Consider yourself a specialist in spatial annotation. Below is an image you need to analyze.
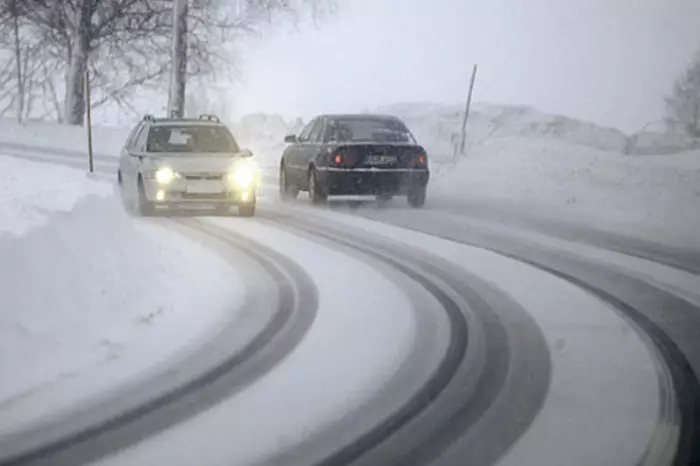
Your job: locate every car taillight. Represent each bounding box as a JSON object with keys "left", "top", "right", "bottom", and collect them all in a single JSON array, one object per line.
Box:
[
  {"left": 415, "top": 153, "right": 426, "bottom": 166},
  {"left": 334, "top": 153, "right": 343, "bottom": 165}
]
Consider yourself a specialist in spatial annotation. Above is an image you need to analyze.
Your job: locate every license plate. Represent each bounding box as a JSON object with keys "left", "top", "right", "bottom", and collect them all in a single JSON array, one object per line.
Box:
[
  {"left": 185, "top": 181, "right": 223, "bottom": 194},
  {"left": 367, "top": 155, "right": 397, "bottom": 165}
]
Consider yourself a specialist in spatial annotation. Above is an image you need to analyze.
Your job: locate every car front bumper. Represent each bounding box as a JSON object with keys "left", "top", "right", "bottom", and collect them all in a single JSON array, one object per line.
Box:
[
  {"left": 142, "top": 178, "right": 255, "bottom": 206},
  {"left": 315, "top": 167, "right": 429, "bottom": 195}
]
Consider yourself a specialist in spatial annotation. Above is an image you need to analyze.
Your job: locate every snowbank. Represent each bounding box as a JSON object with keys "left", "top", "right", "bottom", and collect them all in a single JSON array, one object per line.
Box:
[
  {"left": 375, "top": 102, "right": 629, "bottom": 159},
  {"left": 0, "top": 156, "right": 112, "bottom": 236},
  {"left": 0, "top": 155, "right": 242, "bottom": 430},
  {"left": 0, "top": 118, "right": 129, "bottom": 158},
  {"left": 231, "top": 113, "right": 303, "bottom": 167},
  {"left": 431, "top": 137, "right": 700, "bottom": 248}
]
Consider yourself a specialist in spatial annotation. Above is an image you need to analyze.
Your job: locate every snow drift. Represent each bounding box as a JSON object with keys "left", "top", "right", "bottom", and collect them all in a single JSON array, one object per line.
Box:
[
  {"left": 0, "top": 156, "right": 242, "bottom": 432},
  {"left": 430, "top": 137, "right": 700, "bottom": 248}
]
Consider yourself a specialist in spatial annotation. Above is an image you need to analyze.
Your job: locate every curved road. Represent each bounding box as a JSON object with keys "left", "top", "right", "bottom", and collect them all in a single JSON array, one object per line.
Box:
[{"left": 1, "top": 149, "right": 699, "bottom": 466}]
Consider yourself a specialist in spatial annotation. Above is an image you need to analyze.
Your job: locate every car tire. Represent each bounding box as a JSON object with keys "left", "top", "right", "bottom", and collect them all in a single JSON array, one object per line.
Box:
[
  {"left": 239, "top": 201, "right": 256, "bottom": 217},
  {"left": 118, "top": 172, "right": 132, "bottom": 212},
  {"left": 279, "top": 164, "right": 299, "bottom": 201},
  {"left": 407, "top": 185, "right": 426, "bottom": 208},
  {"left": 136, "top": 176, "right": 154, "bottom": 216},
  {"left": 308, "top": 168, "right": 327, "bottom": 205}
]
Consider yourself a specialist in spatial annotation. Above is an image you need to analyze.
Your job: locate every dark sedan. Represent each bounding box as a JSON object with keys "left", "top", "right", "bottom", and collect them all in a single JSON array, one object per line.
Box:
[{"left": 279, "top": 114, "right": 430, "bottom": 207}]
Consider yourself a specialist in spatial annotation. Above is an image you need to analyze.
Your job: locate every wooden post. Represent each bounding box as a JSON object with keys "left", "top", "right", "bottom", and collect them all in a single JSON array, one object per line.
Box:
[
  {"left": 459, "top": 64, "right": 478, "bottom": 156},
  {"left": 84, "top": 70, "right": 94, "bottom": 174}
]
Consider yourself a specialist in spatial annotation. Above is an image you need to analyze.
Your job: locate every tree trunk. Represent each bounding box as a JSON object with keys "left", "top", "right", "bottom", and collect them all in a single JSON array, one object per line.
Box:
[
  {"left": 11, "top": 0, "right": 23, "bottom": 122},
  {"left": 168, "top": 0, "right": 189, "bottom": 118},
  {"left": 64, "top": 0, "right": 94, "bottom": 125}
]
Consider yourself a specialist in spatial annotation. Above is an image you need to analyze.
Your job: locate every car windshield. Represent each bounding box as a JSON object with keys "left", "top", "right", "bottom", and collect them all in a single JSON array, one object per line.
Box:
[
  {"left": 147, "top": 125, "right": 240, "bottom": 153},
  {"left": 327, "top": 118, "right": 415, "bottom": 143}
]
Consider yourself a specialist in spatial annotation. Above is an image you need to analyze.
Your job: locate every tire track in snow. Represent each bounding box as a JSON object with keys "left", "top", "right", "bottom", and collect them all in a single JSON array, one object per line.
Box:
[
  {"left": 0, "top": 220, "right": 318, "bottom": 466},
  {"left": 338, "top": 206, "right": 700, "bottom": 466},
  {"left": 259, "top": 212, "right": 551, "bottom": 466}
]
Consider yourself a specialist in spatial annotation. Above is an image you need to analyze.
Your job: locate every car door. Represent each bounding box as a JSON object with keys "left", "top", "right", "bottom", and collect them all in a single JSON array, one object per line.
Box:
[
  {"left": 286, "top": 119, "right": 317, "bottom": 185},
  {"left": 120, "top": 122, "right": 143, "bottom": 184},
  {"left": 305, "top": 117, "right": 326, "bottom": 169},
  {"left": 125, "top": 124, "right": 150, "bottom": 194}
]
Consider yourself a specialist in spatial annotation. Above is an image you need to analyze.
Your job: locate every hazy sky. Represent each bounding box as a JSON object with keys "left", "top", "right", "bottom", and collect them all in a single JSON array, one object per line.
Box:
[{"left": 230, "top": 0, "right": 700, "bottom": 132}]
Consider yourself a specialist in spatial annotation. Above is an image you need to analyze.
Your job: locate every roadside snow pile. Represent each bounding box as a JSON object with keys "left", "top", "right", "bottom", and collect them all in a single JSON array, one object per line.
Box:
[
  {"left": 0, "top": 155, "right": 242, "bottom": 430},
  {"left": 231, "top": 113, "right": 304, "bottom": 167},
  {"left": 0, "top": 156, "right": 111, "bottom": 236},
  {"left": 376, "top": 102, "right": 629, "bottom": 159},
  {"left": 0, "top": 118, "right": 128, "bottom": 158},
  {"left": 432, "top": 137, "right": 700, "bottom": 247},
  {"left": 627, "top": 131, "right": 699, "bottom": 156}
]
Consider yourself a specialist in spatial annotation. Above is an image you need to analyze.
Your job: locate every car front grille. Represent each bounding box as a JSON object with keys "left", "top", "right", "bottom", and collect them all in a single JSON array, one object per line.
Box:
[
  {"left": 182, "top": 192, "right": 229, "bottom": 199},
  {"left": 183, "top": 172, "right": 225, "bottom": 181}
]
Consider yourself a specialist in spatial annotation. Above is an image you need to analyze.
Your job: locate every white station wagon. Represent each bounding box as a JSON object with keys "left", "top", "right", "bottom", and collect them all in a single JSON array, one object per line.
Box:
[{"left": 118, "top": 114, "right": 258, "bottom": 217}]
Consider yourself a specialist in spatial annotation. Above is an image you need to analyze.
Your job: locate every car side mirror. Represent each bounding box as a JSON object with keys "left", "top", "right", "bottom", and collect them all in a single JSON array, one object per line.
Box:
[
  {"left": 239, "top": 148, "right": 253, "bottom": 157},
  {"left": 284, "top": 134, "right": 297, "bottom": 144}
]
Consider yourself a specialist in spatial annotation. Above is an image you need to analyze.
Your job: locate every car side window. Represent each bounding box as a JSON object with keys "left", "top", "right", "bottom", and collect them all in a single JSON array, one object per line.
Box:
[
  {"left": 130, "top": 125, "right": 149, "bottom": 152},
  {"left": 124, "top": 123, "right": 143, "bottom": 149},
  {"left": 323, "top": 119, "right": 337, "bottom": 143},
  {"left": 307, "top": 119, "right": 324, "bottom": 143},
  {"left": 297, "top": 119, "right": 316, "bottom": 143}
]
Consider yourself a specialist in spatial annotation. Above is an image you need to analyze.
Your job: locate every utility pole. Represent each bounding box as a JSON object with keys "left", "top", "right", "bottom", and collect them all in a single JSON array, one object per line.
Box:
[
  {"left": 168, "top": 0, "right": 188, "bottom": 118},
  {"left": 459, "top": 64, "right": 478, "bottom": 156},
  {"left": 84, "top": 70, "right": 94, "bottom": 173},
  {"left": 11, "top": 0, "right": 23, "bottom": 122}
]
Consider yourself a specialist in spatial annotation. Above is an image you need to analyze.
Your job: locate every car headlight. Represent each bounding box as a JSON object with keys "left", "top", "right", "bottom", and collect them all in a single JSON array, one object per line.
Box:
[
  {"left": 228, "top": 164, "right": 256, "bottom": 189},
  {"left": 155, "top": 167, "right": 175, "bottom": 185}
]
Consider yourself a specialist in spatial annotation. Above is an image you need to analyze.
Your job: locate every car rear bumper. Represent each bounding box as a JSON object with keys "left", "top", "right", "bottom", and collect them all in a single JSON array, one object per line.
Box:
[{"left": 315, "top": 167, "right": 429, "bottom": 195}]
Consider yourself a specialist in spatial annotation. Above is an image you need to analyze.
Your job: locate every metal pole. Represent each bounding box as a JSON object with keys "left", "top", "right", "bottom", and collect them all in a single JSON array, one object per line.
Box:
[
  {"left": 168, "top": 0, "right": 188, "bottom": 118},
  {"left": 84, "top": 70, "right": 94, "bottom": 173},
  {"left": 459, "top": 64, "right": 478, "bottom": 155}
]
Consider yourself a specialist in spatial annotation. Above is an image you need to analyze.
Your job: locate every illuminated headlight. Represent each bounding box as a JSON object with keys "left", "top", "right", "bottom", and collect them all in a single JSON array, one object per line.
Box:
[
  {"left": 155, "top": 167, "right": 175, "bottom": 185},
  {"left": 228, "top": 164, "right": 255, "bottom": 189}
]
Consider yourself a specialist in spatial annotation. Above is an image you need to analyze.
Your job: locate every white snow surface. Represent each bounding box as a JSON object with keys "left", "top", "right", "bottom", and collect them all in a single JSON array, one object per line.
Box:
[
  {"left": 0, "top": 118, "right": 128, "bottom": 158},
  {"left": 287, "top": 206, "right": 662, "bottom": 466},
  {"left": 0, "top": 156, "right": 111, "bottom": 236},
  {"left": 94, "top": 218, "right": 419, "bottom": 466},
  {"left": 0, "top": 155, "right": 243, "bottom": 433},
  {"left": 430, "top": 137, "right": 700, "bottom": 248}
]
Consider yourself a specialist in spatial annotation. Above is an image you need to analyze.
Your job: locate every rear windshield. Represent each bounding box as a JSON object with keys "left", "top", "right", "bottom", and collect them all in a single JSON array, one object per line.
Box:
[
  {"left": 326, "top": 118, "right": 415, "bottom": 143},
  {"left": 147, "top": 125, "right": 240, "bottom": 153}
]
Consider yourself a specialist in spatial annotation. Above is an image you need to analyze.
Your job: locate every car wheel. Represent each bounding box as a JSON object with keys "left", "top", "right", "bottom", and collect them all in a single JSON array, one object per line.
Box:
[
  {"left": 136, "top": 176, "right": 154, "bottom": 216},
  {"left": 308, "top": 168, "right": 327, "bottom": 205},
  {"left": 239, "top": 200, "right": 256, "bottom": 217},
  {"left": 279, "top": 164, "right": 299, "bottom": 201},
  {"left": 407, "top": 185, "right": 426, "bottom": 208}
]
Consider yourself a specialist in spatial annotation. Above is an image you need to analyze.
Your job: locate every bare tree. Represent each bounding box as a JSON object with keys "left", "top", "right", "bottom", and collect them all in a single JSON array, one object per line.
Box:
[
  {"left": 2, "top": 0, "right": 333, "bottom": 125},
  {"left": 666, "top": 49, "right": 700, "bottom": 138}
]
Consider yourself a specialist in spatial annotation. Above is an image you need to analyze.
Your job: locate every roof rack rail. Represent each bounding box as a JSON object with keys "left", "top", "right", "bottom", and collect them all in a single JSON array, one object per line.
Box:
[
  {"left": 142, "top": 114, "right": 156, "bottom": 121},
  {"left": 199, "top": 113, "right": 220, "bottom": 123}
]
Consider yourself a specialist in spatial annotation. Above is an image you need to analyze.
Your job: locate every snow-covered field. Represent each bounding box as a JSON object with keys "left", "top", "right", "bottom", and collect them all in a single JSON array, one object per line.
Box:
[
  {"left": 430, "top": 137, "right": 700, "bottom": 248},
  {"left": 0, "top": 155, "right": 242, "bottom": 433}
]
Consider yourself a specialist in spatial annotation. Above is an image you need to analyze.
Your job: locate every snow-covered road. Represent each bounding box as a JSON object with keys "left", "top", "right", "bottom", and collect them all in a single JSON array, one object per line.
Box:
[{"left": 1, "top": 146, "right": 699, "bottom": 466}]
